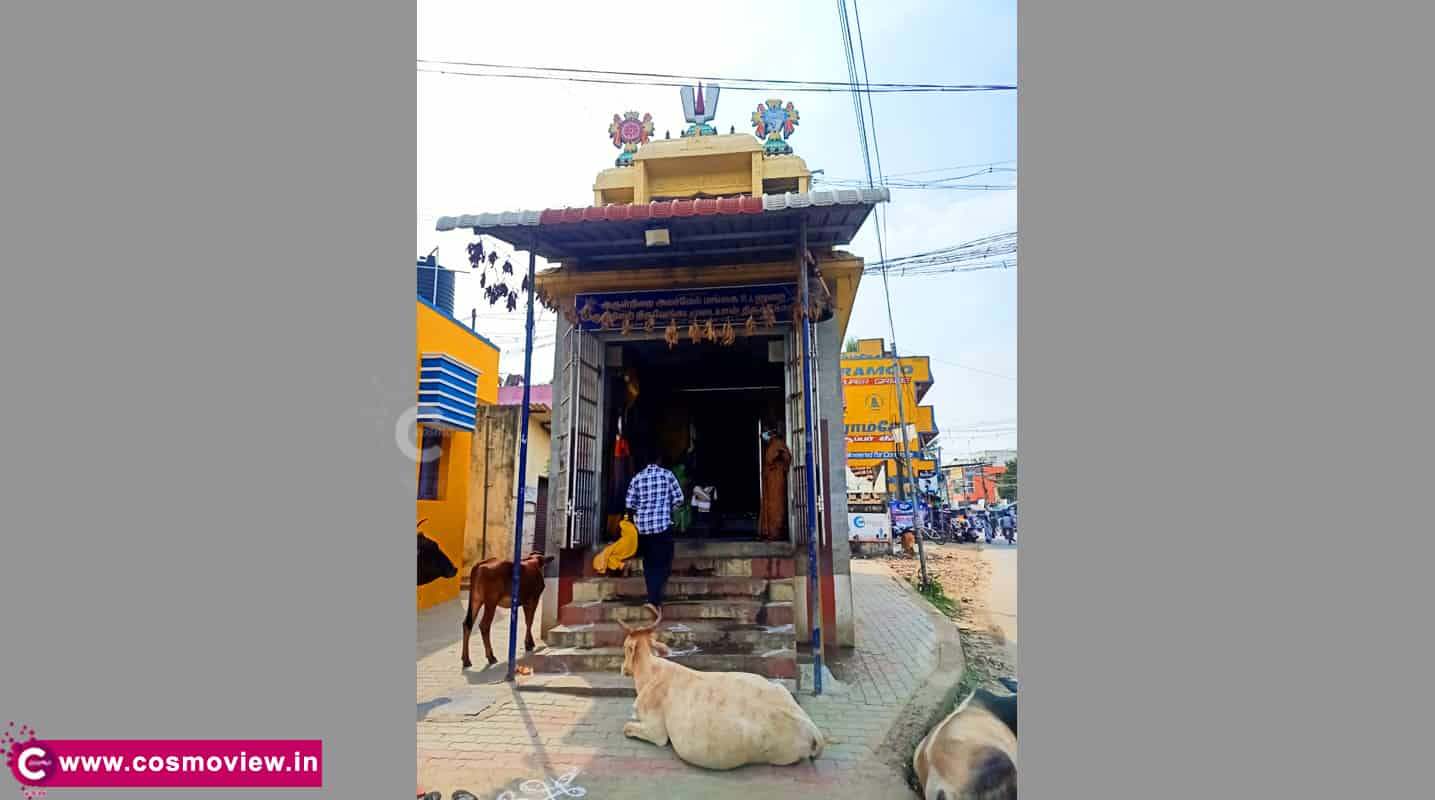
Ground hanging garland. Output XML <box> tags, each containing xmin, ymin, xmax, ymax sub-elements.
<box><xmin>664</xmin><ymin>317</ymin><xmax>679</xmax><ymax>349</ymax></box>
<box><xmin>553</xmin><ymin>292</ymin><xmax>824</xmax><ymax>353</ymax></box>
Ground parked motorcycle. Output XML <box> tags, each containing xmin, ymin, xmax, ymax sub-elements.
<box><xmin>917</xmin><ymin>525</ymin><xmax>948</xmax><ymax>545</ymax></box>
<box><xmin>948</xmin><ymin>518</ymin><xmax>975</xmax><ymax>544</ymax></box>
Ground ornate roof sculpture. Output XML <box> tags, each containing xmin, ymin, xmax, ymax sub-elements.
<box><xmin>608</xmin><ymin>111</ymin><xmax>654</xmax><ymax>166</ymax></box>
<box><xmin>752</xmin><ymin>98</ymin><xmax>799</xmax><ymax>155</ymax></box>
<box><xmin>680</xmin><ymin>82</ymin><xmax>721</xmax><ymax>137</ymax></box>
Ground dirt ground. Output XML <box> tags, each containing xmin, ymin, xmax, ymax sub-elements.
<box><xmin>880</xmin><ymin>543</ymin><xmax>1016</xmax><ymax>692</ymax></box>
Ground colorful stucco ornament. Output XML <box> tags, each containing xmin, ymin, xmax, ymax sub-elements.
<box><xmin>609</xmin><ymin>111</ymin><xmax>654</xmax><ymax>166</ymax></box>
<box><xmin>680</xmin><ymin>82</ymin><xmax>721</xmax><ymax>137</ymax></box>
<box><xmin>751</xmin><ymin>99</ymin><xmax>799</xmax><ymax>155</ymax></box>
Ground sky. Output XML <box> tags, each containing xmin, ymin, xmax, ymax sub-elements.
<box><xmin>417</xmin><ymin>0</ymin><xmax>1016</xmax><ymax>459</ymax></box>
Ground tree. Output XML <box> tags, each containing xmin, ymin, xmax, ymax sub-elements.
<box><xmin>996</xmin><ymin>457</ymin><xmax>1017</xmax><ymax>501</ymax></box>
<box><xmin>844</xmin><ymin>336</ymin><xmax>859</xmax><ymax>353</ymax></box>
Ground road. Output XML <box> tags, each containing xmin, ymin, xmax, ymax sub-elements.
<box><xmin>979</xmin><ymin>544</ymin><xmax>1018</xmax><ymax>668</ymax></box>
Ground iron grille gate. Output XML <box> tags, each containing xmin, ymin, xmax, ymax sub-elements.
<box><xmin>786</xmin><ymin>328</ymin><xmax>827</xmax><ymax>546</ymax></box>
<box><xmin>557</xmin><ymin>326</ymin><xmax>602</xmax><ymax>549</ymax></box>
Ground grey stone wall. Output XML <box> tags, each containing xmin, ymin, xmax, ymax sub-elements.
<box><xmin>817</xmin><ymin>316</ymin><xmax>852</xmax><ymax>578</ymax></box>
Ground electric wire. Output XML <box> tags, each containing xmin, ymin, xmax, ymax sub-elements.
<box><xmin>416</xmin><ymin>59</ymin><xmax>1016</xmax><ymax>94</ymax></box>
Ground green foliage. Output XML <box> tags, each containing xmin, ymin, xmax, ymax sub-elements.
<box><xmin>996</xmin><ymin>457</ymin><xmax>1017</xmax><ymax>501</ymax></box>
<box><xmin>844</xmin><ymin>336</ymin><xmax>861</xmax><ymax>353</ymax></box>
<box><xmin>912</xmin><ymin>573</ymin><xmax>959</xmax><ymax>617</ymax></box>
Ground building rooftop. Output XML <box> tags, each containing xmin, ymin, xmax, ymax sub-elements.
<box><xmin>497</xmin><ymin>383</ymin><xmax>552</xmax><ymax>411</ymax></box>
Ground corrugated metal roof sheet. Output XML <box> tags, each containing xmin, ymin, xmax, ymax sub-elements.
<box><xmin>434</xmin><ymin>188</ymin><xmax>889</xmax><ymax>232</ymax></box>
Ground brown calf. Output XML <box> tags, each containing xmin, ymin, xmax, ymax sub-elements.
<box><xmin>461</xmin><ymin>551</ymin><xmax>554</xmax><ymax>669</ymax></box>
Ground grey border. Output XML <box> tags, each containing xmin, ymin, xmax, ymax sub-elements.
<box><xmin>1023</xmin><ymin>2</ymin><xmax>1431</xmax><ymax>797</ymax></box>
<box><xmin>5</xmin><ymin>1</ymin><xmax>1433</xmax><ymax>797</ymax></box>
<box><xmin>1</xmin><ymin>2</ymin><xmax>414</xmax><ymax>797</ymax></box>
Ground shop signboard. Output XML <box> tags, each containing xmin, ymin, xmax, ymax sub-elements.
<box><xmin>889</xmin><ymin>500</ymin><xmax>915</xmax><ymax>531</ymax></box>
<box><xmin>847</xmin><ymin>500</ymin><xmax>892</xmax><ymax>544</ymax></box>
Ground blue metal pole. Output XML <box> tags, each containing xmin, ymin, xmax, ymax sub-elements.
<box><xmin>797</xmin><ymin>220</ymin><xmax>822</xmax><ymax>696</ymax></box>
<box><xmin>506</xmin><ymin>243</ymin><xmax>539</xmax><ymax>682</ymax></box>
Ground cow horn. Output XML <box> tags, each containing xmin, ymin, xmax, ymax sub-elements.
<box><xmin>638</xmin><ymin>603</ymin><xmax>662</xmax><ymax>633</ymax></box>
<box><xmin>417</xmin><ymin>518</ymin><xmax>428</xmax><ymax>528</ymax></box>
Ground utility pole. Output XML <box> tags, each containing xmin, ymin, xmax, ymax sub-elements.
<box><xmin>888</xmin><ymin>341</ymin><xmax>927</xmax><ymax>588</ymax></box>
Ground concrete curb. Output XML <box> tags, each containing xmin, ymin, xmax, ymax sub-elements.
<box><xmin>873</xmin><ymin>569</ymin><xmax>968</xmax><ymax>781</ymax></box>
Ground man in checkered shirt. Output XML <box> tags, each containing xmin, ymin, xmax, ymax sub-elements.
<box><xmin>624</xmin><ymin>438</ymin><xmax>684</xmax><ymax>608</ymax></box>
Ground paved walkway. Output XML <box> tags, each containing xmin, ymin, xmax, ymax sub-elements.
<box><xmin>417</xmin><ymin>560</ymin><xmax>957</xmax><ymax>799</ymax></box>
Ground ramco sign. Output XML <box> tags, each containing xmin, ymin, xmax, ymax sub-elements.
<box><xmin>842</xmin><ymin>364</ymin><xmax>915</xmax><ymax>377</ymax></box>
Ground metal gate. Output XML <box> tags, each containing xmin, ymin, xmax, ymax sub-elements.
<box><xmin>556</xmin><ymin>326</ymin><xmax>602</xmax><ymax>549</ymax></box>
<box><xmin>782</xmin><ymin>330</ymin><xmax>809</xmax><ymax>545</ymax></box>
<box><xmin>534</xmin><ymin>476</ymin><xmax>549</xmax><ymax>555</ymax></box>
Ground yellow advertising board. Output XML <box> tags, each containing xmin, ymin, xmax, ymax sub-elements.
<box><xmin>842</xmin><ymin>340</ymin><xmax>936</xmax><ymax>453</ymax></box>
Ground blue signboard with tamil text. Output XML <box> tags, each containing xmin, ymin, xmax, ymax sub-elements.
<box><xmin>573</xmin><ymin>283</ymin><xmax>799</xmax><ymax>331</ymax></box>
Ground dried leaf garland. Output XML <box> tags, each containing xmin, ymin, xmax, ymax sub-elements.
<box><xmin>502</xmin><ymin>259</ymin><xmax>514</xmax><ymax>275</ymax></box>
<box><xmin>620</xmin><ymin>313</ymin><xmax>633</xmax><ymax>336</ymax></box>
<box><xmin>688</xmin><ymin>319</ymin><xmax>702</xmax><ymax>343</ymax></box>
<box><xmin>744</xmin><ymin>315</ymin><xmax>757</xmax><ymax>336</ymax></box>
<box><xmin>664</xmin><ymin>317</ymin><xmax>679</xmax><ymax>349</ymax></box>
<box><xmin>488</xmin><ymin>251</ymin><xmax>499</xmax><ymax>266</ymax></box>
<box><xmin>703</xmin><ymin>319</ymin><xmax>717</xmax><ymax>342</ymax></box>
<box><xmin>720</xmin><ymin>319</ymin><xmax>736</xmax><ymax>346</ymax></box>
<box><xmin>598</xmin><ymin>310</ymin><xmax>615</xmax><ymax>330</ymax></box>
<box><xmin>761</xmin><ymin>304</ymin><xmax>778</xmax><ymax>328</ymax></box>
<box><xmin>644</xmin><ymin>312</ymin><xmax>656</xmax><ymax>333</ymax></box>
<box><xmin>506</xmin><ymin>291</ymin><xmax>518</xmax><ymax>312</ymax></box>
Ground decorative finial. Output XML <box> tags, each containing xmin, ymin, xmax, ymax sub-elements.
<box><xmin>751</xmin><ymin>98</ymin><xmax>800</xmax><ymax>155</ymax></box>
<box><xmin>609</xmin><ymin>111</ymin><xmax>654</xmax><ymax>167</ymax></box>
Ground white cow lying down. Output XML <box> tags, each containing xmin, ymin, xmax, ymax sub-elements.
<box><xmin>618</xmin><ymin>603</ymin><xmax>825</xmax><ymax>770</ymax></box>
<box><xmin>913</xmin><ymin>684</ymin><xmax>1017</xmax><ymax>800</ymax></box>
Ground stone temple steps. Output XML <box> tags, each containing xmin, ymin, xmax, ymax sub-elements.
<box><xmin>534</xmin><ymin>541</ymin><xmax>799</xmax><ymax>679</ymax></box>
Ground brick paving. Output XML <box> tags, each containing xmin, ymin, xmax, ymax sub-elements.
<box><xmin>417</xmin><ymin>560</ymin><xmax>945</xmax><ymax>799</ymax></box>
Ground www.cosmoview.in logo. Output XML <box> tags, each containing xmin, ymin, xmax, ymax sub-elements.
<box><xmin>14</xmin><ymin>745</ymin><xmax>53</xmax><ymax>785</ymax></box>
<box><xmin>4</xmin><ymin>724</ymin><xmax>53</xmax><ymax>799</ymax></box>
<box><xmin>5</xmin><ymin>722</ymin><xmax>322</xmax><ymax>794</ymax></box>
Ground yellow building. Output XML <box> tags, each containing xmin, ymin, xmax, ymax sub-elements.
<box><xmin>416</xmin><ymin>296</ymin><xmax>499</xmax><ymax>610</ymax></box>
<box><xmin>841</xmin><ymin>337</ymin><xmax>938</xmax><ymax>497</ymax></box>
